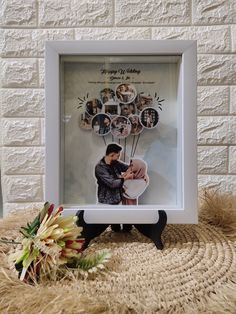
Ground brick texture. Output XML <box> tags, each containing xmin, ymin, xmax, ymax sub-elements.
<box><xmin>198</xmin><ymin>117</ymin><xmax>236</xmax><ymax>145</ymax></box>
<box><xmin>198</xmin><ymin>146</ymin><xmax>228</xmax><ymax>174</ymax></box>
<box><xmin>4</xmin><ymin>202</ymin><xmax>44</xmax><ymax>216</ymax></box>
<box><xmin>3</xmin><ymin>147</ymin><xmax>45</xmax><ymax>175</ymax></box>
<box><xmin>0</xmin><ymin>59</ymin><xmax>38</xmax><ymax>88</ymax></box>
<box><xmin>0</xmin><ymin>29</ymin><xmax>74</xmax><ymax>57</ymax></box>
<box><xmin>198</xmin><ymin>175</ymin><xmax>236</xmax><ymax>194</ymax></box>
<box><xmin>75</xmin><ymin>28</ymin><xmax>151</xmax><ymax>40</ymax></box>
<box><xmin>197</xmin><ymin>86</ymin><xmax>229</xmax><ymax>115</ymax></box>
<box><xmin>0</xmin><ymin>0</ymin><xmax>37</xmax><ymax>27</ymax></box>
<box><xmin>115</xmin><ymin>0</ymin><xmax>191</xmax><ymax>26</ymax></box>
<box><xmin>38</xmin><ymin>0</ymin><xmax>113</xmax><ymax>27</ymax></box>
<box><xmin>232</xmin><ymin>26</ymin><xmax>236</xmax><ymax>52</ymax></box>
<box><xmin>1</xmin><ymin>89</ymin><xmax>44</xmax><ymax>117</ymax></box>
<box><xmin>152</xmin><ymin>26</ymin><xmax>230</xmax><ymax>53</ymax></box>
<box><xmin>230</xmin><ymin>87</ymin><xmax>236</xmax><ymax>114</ymax></box>
<box><xmin>2</xmin><ymin>175</ymin><xmax>43</xmax><ymax>202</ymax></box>
<box><xmin>229</xmin><ymin>147</ymin><xmax>236</xmax><ymax>174</ymax></box>
<box><xmin>2</xmin><ymin>118</ymin><xmax>41</xmax><ymax>146</ymax></box>
<box><xmin>198</xmin><ymin>55</ymin><xmax>236</xmax><ymax>85</ymax></box>
<box><xmin>192</xmin><ymin>0</ymin><xmax>235</xmax><ymax>25</ymax></box>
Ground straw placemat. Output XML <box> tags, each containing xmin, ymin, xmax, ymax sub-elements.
<box><xmin>0</xmin><ymin>191</ymin><xmax>236</xmax><ymax>313</ymax></box>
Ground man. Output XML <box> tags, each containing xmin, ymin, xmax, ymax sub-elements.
<box><xmin>95</xmin><ymin>143</ymin><xmax>133</xmax><ymax>231</ymax></box>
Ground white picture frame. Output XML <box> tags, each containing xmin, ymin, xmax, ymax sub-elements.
<box><xmin>45</xmin><ymin>40</ymin><xmax>197</xmax><ymax>224</ymax></box>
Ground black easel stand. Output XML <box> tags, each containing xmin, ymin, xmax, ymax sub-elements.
<box><xmin>76</xmin><ymin>210</ymin><xmax>167</xmax><ymax>250</ymax></box>
<box><xmin>134</xmin><ymin>210</ymin><xmax>167</xmax><ymax>250</ymax></box>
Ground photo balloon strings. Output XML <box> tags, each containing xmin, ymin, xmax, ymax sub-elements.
<box><xmin>131</xmin><ymin>134</ymin><xmax>141</xmax><ymax>158</ymax></box>
<box><xmin>101</xmin><ymin>132</ymin><xmax>140</xmax><ymax>162</ymax></box>
<box><xmin>130</xmin><ymin>135</ymin><xmax>136</xmax><ymax>157</ymax></box>
<box><xmin>102</xmin><ymin>136</ymin><xmax>107</xmax><ymax>146</ymax></box>
<box><xmin>124</xmin><ymin>137</ymin><xmax>127</xmax><ymax>162</ymax></box>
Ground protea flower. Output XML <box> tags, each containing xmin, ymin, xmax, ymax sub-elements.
<box><xmin>9</xmin><ymin>203</ymin><xmax>84</xmax><ymax>281</ymax></box>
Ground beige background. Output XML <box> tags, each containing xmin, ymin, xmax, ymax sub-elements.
<box><xmin>63</xmin><ymin>59</ymin><xmax>178</xmax><ymax>205</ymax></box>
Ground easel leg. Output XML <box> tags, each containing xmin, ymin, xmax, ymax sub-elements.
<box><xmin>76</xmin><ymin>210</ymin><xmax>167</xmax><ymax>250</ymax></box>
<box><xmin>134</xmin><ymin>210</ymin><xmax>167</xmax><ymax>250</ymax></box>
<box><xmin>76</xmin><ymin>211</ymin><xmax>109</xmax><ymax>250</ymax></box>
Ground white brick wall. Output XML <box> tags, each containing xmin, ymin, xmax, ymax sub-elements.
<box><xmin>38</xmin><ymin>0</ymin><xmax>113</xmax><ymax>27</ymax></box>
<box><xmin>192</xmin><ymin>0</ymin><xmax>235</xmax><ymax>25</ymax></box>
<box><xmin>0</xmin><ymin>29</ymin><xmax>74</xmax><ymax>57</ymax></box>
<box><xmin>0</xmin><ymin>59</ymin><xmax>38</xmax><ymax>88</ymax></box>
<box><xmin>75</xmin><ymin>28</ymin><xmax>151</xmax><ymax>40</ymax></box>
<box><xmin>197</xmin><ymin>86</ymin><xmax>229</xmax><ymax>115</ymax></box>
<box><xmin>2</xmin><ymin>147</ymin><xmax>45</xmax><ymax>175</ymax></box>
<box><xmin>0</xmin><ymin>0</ymin><xmax>37</xmax><ymax>27</ymax></box>
<box><xmin>2</xmin><ymin>118</ymin><xmax>41</xmax><ymax>146</ymax></box>
<box><xmin>0</xmin><ymin>0</ymin><xmax>235</xmax><ymax>215</ymax></box>
<box><xmin>198</xmin><ymin>117</ymin><xmax>236</xmax><ymax>145</ymax></box>
<box><xmin>2</xmin><ymin>175</ymin><xmax>43</xmax><ymax>202</ymax></box>
<box><xmin>230</xmin><ymin>87</ymin><xmax>236</xmax><ymax>113</ymax></box>
<box><xmin>1</xmin><ymin>89</ymin><xmax>44</xmax><ymax>117</ymax></box>
<box><xmin>115</xmin><ymin>0</ymin><xmax>191</xmax><ymax>25</ymax></box>
<box><xmin>198</xmin><ymin>55</ymin><xmax>236</xmax><ymax>85</ymax></box>
<box><xmin>153</xmin><ymin>26</ymin><xmax>231</xmax><ymax>53</ymax></box>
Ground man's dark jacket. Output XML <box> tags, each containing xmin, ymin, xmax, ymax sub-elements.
<box><xmin>95</xmin><ymin>158</ymin><xmax>128</xmax><ymax>204</ymax></box>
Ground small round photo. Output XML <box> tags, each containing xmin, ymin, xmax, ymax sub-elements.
<box><xmin>79</xmin><ymin>112</ymin><xmax>92</xmax><ymax>130</ymax></box>
<box><xmin>129</xmin><ymin>114</ymin><xmax>143</xmax><ymax>135</ymax></box>
<box><xmin>100</xmin><ymin>88</ymin><xmax>115</xmax><ymax>104</ymax></box>
<box><xmin>85</xmin><ymin>98</ymin><xmax>103</xmax><ymax>116</ymax></box>
<box><xmin>116</xmin><ymin>83</ymin><xmax>137</xmax><ymax>104</ymax></box>
<box><xmin>140</xmin><ymin>108</ymin><xmax>159</xmax><ymax>129</ymax></box>
<box><xmin>111</xmin><ymin>116</ymin><xmax>131</xmax><ymax>139</ymax></box>
<box><xmin>92</xmin><ymin>113</ymin><xmax>111</xmax><ymax>136</ymax></box>
<box><xmin>135</xmin><ymin>93</ymin><xmax>153</xmax><ymax>112</ymax></box>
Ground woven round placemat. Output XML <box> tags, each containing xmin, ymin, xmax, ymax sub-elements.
<box><xmin>0</xmin><ymin>191</ymin><xmax>236</xmax><ymax>313</ymax></box>
<box><xmin>73</xmin><ymin>222</ymin><xmax>235</xmax><ymax>313</ymax></box>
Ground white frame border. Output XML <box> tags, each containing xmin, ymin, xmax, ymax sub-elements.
<box><xmin>45</xmin><ymin>40</ymin><xmax>197</xmax><ymax>224</ymax></box>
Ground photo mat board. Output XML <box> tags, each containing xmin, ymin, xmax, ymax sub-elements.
<box><xmin>45</xmin><ymin>40</ymin><xmax>198</xmax><ymax>224</ymax></box>
<box><xmin>62</xmin><ymin>55</ymin><xmax>180</xmax><ymax>208</ymax></box>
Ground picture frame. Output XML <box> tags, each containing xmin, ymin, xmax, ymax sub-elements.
<box><xmin>45</xmin><ymin>40</ymin><xmax>197</xmax><ymax>224</ymax></box>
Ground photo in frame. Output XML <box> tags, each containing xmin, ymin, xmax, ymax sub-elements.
<box><xmin>45</xmin><ymin>40</ymin><xmax>198</xmax><ymax>224</ymax></box>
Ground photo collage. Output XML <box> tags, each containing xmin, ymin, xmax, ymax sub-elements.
<box><xmin>79</xmin><ymin>83</ymin><xmax>161</xmax><ymax>139</ymax></box>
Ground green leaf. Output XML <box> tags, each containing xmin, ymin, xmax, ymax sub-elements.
<box><xmin>19</xmin><ymin>203</ymin><xmax>51</xmax><ymax>238</ymax></box>
<box><xmin>67</xmin><ymin>250</ymin><xmax>111</xmax><ymax>272</ymax></box>
<box><xmin>16</xmin><ymin>249</ymin><xmax>29</xmax><ymax>265</ymax></box>
<box><xmin>20</xmin><ymin>230</ymin><xmax>29</xmax><ymax>238</ymax></box>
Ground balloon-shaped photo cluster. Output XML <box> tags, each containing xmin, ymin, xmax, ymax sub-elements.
<box><xmin>78</xmin><ymin>83</ymin><xmax>163</xmax><ymax>139</ymax></box>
